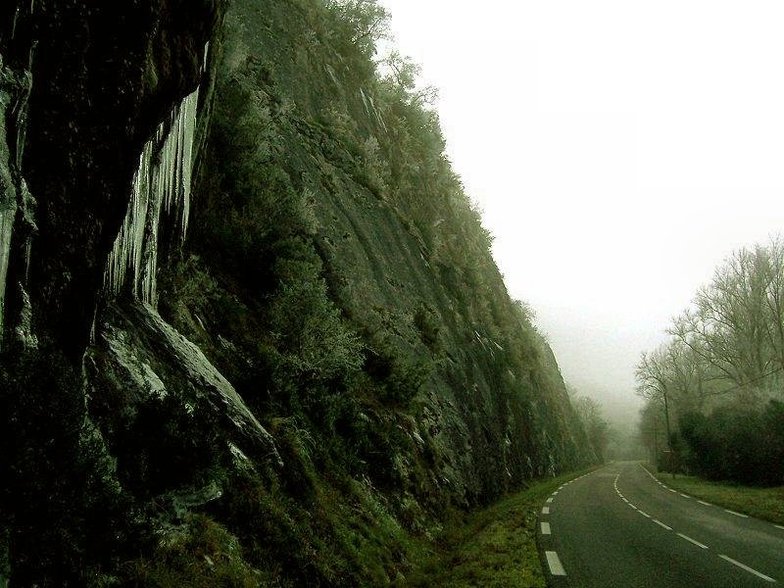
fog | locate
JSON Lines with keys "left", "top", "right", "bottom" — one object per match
{"left": 380, "top": 0, "right": 784, "bottom": 428}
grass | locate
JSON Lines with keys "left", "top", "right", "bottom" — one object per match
{"left": 404, "top": 467, "right": 598, "bottom": 587}
{"left": 653, "top": 470, "right": 784, "bottom": 525}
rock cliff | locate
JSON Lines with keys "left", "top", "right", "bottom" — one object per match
{"left": 0, "top": 0, "right": 596, "bottom": 585}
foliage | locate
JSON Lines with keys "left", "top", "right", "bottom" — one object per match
{"left": 570, "top": 393, "right": 610, "bottom": 462}
{"left": 637, "top": 238, "right": 784, "bottom": 483}
{"left": 678, "top": 401, "right": 784, "bottom": 485}
{"left": 123, "top": 515, "right": 261, "bottom": 587}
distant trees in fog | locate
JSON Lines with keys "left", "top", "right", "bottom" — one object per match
{"left": 636, "top": 238, "right": 784, "bottom": 485}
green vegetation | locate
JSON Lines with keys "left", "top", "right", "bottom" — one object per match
{"left": 408, "top": 468, "right": 596, "bottom": 588}
{"left": 654, "top": 473, "right": 784, "bottom": 526}
{"left": 637, "top": 239, "right": 784, "bottom": 485}
{"left": 151, "top": 0, "right": 600, "bottom": 581}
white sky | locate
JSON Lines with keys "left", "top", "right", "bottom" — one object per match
{"left": 379, "top": 0, "right": 784, "bottom": 423}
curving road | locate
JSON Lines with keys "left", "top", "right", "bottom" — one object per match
{"left": 538, "top": 462, "right": 784, "bottom": 587}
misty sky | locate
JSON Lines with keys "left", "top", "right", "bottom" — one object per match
{"left": 379, "top": 0, "right": 784, "bottom": 424}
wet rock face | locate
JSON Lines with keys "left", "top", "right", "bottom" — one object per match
{"left": 21, "top": 0, "right": 222, "bottom": 356}
{"left": 87, "top": 300, "right": 282, "bottom": 482}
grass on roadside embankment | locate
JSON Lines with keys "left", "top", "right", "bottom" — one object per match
{"left": 653, "top": 470, "right": 784, "bottom": 526}
{"left": 405, "top": 467, "right": 598, "bottom": 588}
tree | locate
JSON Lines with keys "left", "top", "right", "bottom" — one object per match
{"left": 567, "top": 390, "right": 610, "bottom": 463}
{"left": 668, "top": 241, "right": 784, "bottom": 401}
{"left": 325, "top": 0, "right": 389, "bottom": 58}
{"left": 635, "top": 346, "right": 674, "bottom": 454}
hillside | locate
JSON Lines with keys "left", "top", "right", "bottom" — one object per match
{"left": 0, "top": 0, "right": 595, "bottom": 585}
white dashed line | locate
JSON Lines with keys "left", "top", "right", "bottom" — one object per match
{"left": 546, "top": 497, "right": 554, "bottom": 504}
{"left": 718, "top": 554, "right": 776, "bottom": 583}
{"left": 552, "top": 491, "right": 559, "bottom": 496}
{"left": 541, "top": 522, "right": 551, "bottom": 535}
{"left": 638, "top": 511, "right": 651, "bottom": 519}
{"left": 679, "top": 493, "right": 690, "bottom": 498}
{"left": 545, "top": 551, "right": 567, "bottom": 576}
{"left": 669, "top": 489, "right": 677, "bottom": 493}
{"left": 698, "top": 500, "right": 712, "bottom": 506}
{"left": 775, "top": 525, "right": 784, "bottom": 531}
{"left": 622, "top": 497, "right": 629, "bottom": 503}
{"left": 677, "top": 533, "right": 708, "bottom": 549}
{"left": 542, "top": 506, "right": 550, "bottom": 515}
{"left": 653, "top": 519, "right": 672, "bottom": 531}
{"left": 724, "top": 509, "right": 749, "bottom": 519}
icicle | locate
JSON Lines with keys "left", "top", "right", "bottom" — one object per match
{"left": 0, "top": 205, "right": 14, "bottom": 339}
{"left": 103, "top": 84, "right": 200, "bottom": 306}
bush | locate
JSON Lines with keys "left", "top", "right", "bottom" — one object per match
{"left": 679, "top": 401, "right": 784, "bottom": 486}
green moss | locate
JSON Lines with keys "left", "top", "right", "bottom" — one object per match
{"left": 124, "top": 515, "right": 261, "bottom": 587}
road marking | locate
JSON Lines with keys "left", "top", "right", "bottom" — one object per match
{"left": 552, "top": 491, "right": 559, "bottom": 496}
{"left": 542, "top": 506, "right": 550, "bottom": 515}
{"left": 698, "top": 500, "right": 712, "bottom": 506}
{"left": 546, "top": 497, "right": 554, "bottom": 503}
{"left": 718, "top": 554, "right": 776, "bottom": 583}
{"left": 677, "top": 533, "right": 708, "bottom": 549}
{"left": 545, "top": 551, "right": 567, "bottom": 576}
{"left": 653, "top": 519, "right": 672, "bottom": 531}
{"left": 638, "top": 510, "right": 651, "bottom": 518}
{"left": 541, "top": 522, "right": 551, "bottom": 535}
{"left": 629, "top": 505, "right": 638, "bottom": 511}
{"left": 775, "top": 525, "right": 784, "bottom": 531}
{"left": 680, "top": 493, "right": 690, "bottom": 498}
{"left": 669, "top": 489, "right": 677, "bottom": 493}
{"left": 724, "top": 509, "right": 749, "bottom": 519}
{"left": 622, "top": 497, "right": 629, "bottom": 503}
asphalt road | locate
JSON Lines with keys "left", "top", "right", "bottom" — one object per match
{"left": 538, "top": 462, "right": 784, "bottom": 587}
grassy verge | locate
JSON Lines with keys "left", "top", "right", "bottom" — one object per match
{"left": 405, "top": 467, "right": 599, "bottom": 587}
{"left": 653, "top": 470, "right": 784, "bottom": 525}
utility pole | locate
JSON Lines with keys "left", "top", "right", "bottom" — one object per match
{"left": 662, "top": 389, "right": 674, "bottom": 477}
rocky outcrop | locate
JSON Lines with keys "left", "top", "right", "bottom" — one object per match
{"left": 87, "top": 301, "right": 282, "bottom": 471}
{"left": 0, "top": 0, "right": 594, "bottom": 584}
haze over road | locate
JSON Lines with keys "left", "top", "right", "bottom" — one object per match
{"left": 539, "top": 462, "right": 784, "bottom": 587}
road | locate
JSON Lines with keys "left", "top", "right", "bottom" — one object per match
{"left": 538, "top": 462, "right": 784, "bottom": 587}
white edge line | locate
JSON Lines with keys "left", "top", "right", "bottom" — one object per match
{"left": 725, "top": 509, "right": 749, "bottom": 519}
{"left": 653, "top": 519, "right": 672, "bottom": 531}
{"left": 541, "top": 522, "right": 551, "bottom": 535}
{"left": 677, "top": 533, "right": 708, "bottom": 549}
{"left": 718, "top": 554, "right": 776, "bottom": 583}
{"left": 545, "top": 551, "right": 567, "bottom": 576}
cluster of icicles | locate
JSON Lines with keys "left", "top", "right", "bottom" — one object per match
{"left": 103, "top": 86, "right": 199, "bottom": 305}
{"left": 0, "top": 205, "right": 12, "bottom": 332}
